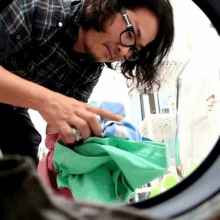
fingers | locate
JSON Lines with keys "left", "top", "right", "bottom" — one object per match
{"left": 58, "top": 123, "right": 76, "bottom": 144}
{"left": 41, "top": 95, "right": 123, "bottom": 145}
{"left": 59, "top": 116, "right": 94, "bottom": 144}
{"left": 69, "top": 115, "right": 92, "bottom": 140}
{"left": 75, "top": 110, "right": 101, "bottom": 137}
{"left": 85, "top": 105, "right": 123, "bottom": 121}
{"left": 58, "top": 111, "right": 102, "bottom": 144}
{"left": 70, "top": 104, "right": 122, "bottom": 140}
{"left": 46, "top": 123, "right": 59, "bottom": 135}
{"left": 57, "top": 132, "right": 73, "bottom": 146}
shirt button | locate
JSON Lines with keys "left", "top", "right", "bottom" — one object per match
{"left": 16, "top": 35, "right": 21, "bottom": 40}
{"left": 58, "top": 22, "right": 63, "bottom": 27}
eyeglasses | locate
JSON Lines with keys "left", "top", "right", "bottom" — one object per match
{"left": 120, "top": 6, "right": 139, "bottom": 61}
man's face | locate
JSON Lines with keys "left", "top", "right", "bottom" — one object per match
{"left": 77, "top": 7, "right": 159, "bottom": 63}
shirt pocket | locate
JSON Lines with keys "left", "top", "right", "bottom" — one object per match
{"left": 0, "top": 14, "right": 31, "bottom": 63}
{"left": 31, "top": 49, "right": 68, "bottom": 84}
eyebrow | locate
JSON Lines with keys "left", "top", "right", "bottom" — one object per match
{"left": 135, "top": 21, "right": 144, "bottom": 50}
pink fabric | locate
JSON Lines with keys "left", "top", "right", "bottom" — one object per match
{"left": 38, "top": 133, "right": 73, "bottom": 200}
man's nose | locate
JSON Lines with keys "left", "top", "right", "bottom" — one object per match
{"left": 116, "top": 43, "right": 131, "bottom": 56}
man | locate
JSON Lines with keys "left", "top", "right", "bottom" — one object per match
{"left": 0, "top": 0, "right": 174, "bottom": 165}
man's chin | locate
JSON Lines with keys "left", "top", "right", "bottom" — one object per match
{"left": 87, "top": 53, "right": 101, "bottom": 63}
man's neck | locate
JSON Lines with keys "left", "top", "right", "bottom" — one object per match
{"left": 74, "top": 26, "right": 85, "bottom": 52}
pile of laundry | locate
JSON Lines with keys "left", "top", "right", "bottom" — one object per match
{"left": 38, "top": 101, "right": 170, "bottom": 204}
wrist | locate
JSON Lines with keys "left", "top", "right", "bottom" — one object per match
{"left": 33, "top": 87, "right": 58, "bottom": 112}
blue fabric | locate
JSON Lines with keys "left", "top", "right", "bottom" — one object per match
{"left": 89, "top": 101, "right": 152, "bottom": 142}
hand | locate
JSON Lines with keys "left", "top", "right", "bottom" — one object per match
{"left": 38, "top": 92, "right": 122, "bottom": 144}
{"left": 46, "top": 123, "right": 59, "bottom": 135}
{"left": 46, "top": 124, "right": 77, "bottom": 146}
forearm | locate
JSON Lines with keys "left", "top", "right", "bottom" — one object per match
{"left": 0, "top": 66, "right": 122, "bottom": 144}
{"left": 0, "top": 65, "right": 53, "bottom": 111}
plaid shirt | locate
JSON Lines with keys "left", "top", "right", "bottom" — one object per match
{"left": 0, "top": 0, "right": 103, "bottom": 103}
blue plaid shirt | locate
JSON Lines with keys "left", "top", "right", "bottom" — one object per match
{"left": 0, "top": 0, "right": 103, "bottom": 102}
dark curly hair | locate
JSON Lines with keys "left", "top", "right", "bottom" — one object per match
{"left": 79, "top": 0, "right": 174, "bottom": 94}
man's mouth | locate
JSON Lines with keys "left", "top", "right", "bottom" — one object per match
{"left": 105, "top": 44, "right": 112, "bottom": 59}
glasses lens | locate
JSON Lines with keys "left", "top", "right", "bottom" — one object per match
{"left": 121, "top": 30, "right": 136, "bottom": 46}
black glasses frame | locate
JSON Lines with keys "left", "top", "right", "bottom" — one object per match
{"left": 120, "top": 6, "right": 139, "bottom": 61}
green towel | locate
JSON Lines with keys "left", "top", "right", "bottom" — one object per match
{"left": 53, "top": 136, "right": 169, "bottom": 204}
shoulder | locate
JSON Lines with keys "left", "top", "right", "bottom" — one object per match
{"left": 31, "top": 0, "right": 82, "bottom": 42}
{"left": 0, "top": 0, "right": 83, "bottom": 43}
